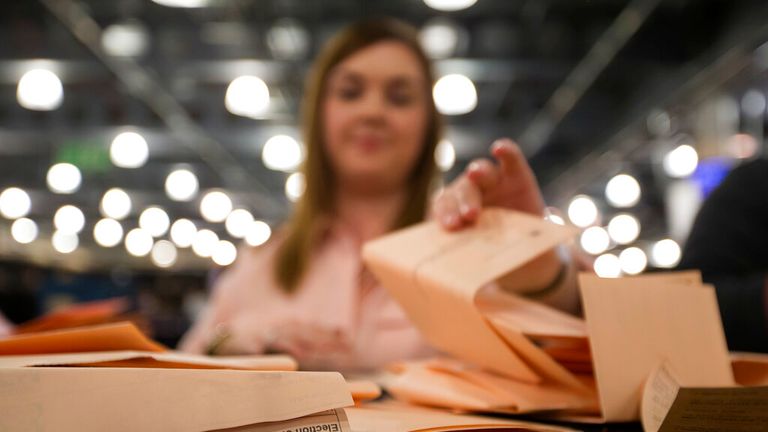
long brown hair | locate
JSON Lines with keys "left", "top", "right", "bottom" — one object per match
{"left": 274, "top": 17, "right": 443, "bottom": 292}
{"left": 275, "top": 18, "right": 443, "bottom": 292}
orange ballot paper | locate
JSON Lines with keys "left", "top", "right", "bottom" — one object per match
{"left": 578, "top": 273, "right": 733, "bottom": 422}
{"left": 363, "top": 208, "right": 739, "bottom": 421}
{"left": 363, "top": 208, "right": 579, "bottom": 384}
{"left": 363, "top": 208, "right": 596, "bottom": 414}
{"left": 0, "top": 321, "right": 357, "bottom": 431}
{"left": 0, "top": 367, "right": 353, "bottom": 432}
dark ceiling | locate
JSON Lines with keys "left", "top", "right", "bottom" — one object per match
{"left": 0, "top": 0, "right": 766, "bottom": 271}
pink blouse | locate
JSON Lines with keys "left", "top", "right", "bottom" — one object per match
{"left": 178, "top": 224, "right": 436, "bottom": 371}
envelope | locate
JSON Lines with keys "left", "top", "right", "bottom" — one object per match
{"left": 363, "top": 208, "right": 579, "bottom": 385}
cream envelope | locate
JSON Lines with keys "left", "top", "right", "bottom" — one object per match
{"left": 0, "top": 367, "right": 353, "bottom": 432}
{"left": 345, "top": 400, "right": 579, "bottom": 432}
{"left": 579, "top": 273, "right": 734, "bottom": 422}
{"left": 384, "top": 358, "right": 598, "bottom": 414}
{"left": 363, "top": 208, "right": 579, "bottom": 385}
{"left": 0, "top": 350, "right": 297, "bottom": 371}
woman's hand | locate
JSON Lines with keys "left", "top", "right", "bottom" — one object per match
{"left": 266, "top": 321, "right": 350, "bottom": 361}
{"left": 209, "top": 319, "right": 349, "bottom": 364}
{"left": 432, "top": 138, "right": 545, "bottom": 230}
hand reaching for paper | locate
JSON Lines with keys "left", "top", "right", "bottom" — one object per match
{"left": 432, "top": 139, "right": 578, "bottom": 310}
{"left": 432, "top": 138, "right": 546, "bottom": 231}
{"left": 211, "top": 319, "right": 350, "bottom": 367}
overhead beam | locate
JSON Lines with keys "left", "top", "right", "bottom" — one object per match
{"left": 518, "top": 0, "right": 661, "bottom": 155}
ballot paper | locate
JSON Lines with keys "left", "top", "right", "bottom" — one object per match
{"left": 363, "top": 208, "right": 737, "bottom": 422}
{"left": 0, "top": 350, "right": 297, "bottom": 371}
{"left": 344, "top": 400, "right": 579, "bottom": 432}
{"left": 0, "top": 321, "right": 166, "bottom": 355}
{"left": 363, "top": 208, "right": 580, "bottom": 385}
{"left": 212, "top": 409, "right": 351, "bottom": 432}
{"left": 0, "top": 322, "right": 361, "bottom": 431}
{"left": 0, "top": 367, "right": 354, "bottom": 432}
{"left": 641, "top": 361, "right": 768, "bottom": 432}
{"left": 579, "top": 273, "right": 734, "bottom": 422}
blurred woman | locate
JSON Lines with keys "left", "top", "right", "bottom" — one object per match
{"left": 179, "top": 18, "right": 576, "bottom": 371}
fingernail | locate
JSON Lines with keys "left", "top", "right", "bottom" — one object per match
{"left": 442, "top": 214, "right": 457, "bottom": 227}
{"left": 459, "top": 204, "right": 474, "bottom": 217}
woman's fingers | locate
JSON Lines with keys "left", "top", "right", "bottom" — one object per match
{"left": 432, "top": 188, "right": 462, "bottom": 229}
{"left": 492, "top": 139, "right": 539, "bottom": 190}
{"left": 466, "top": 159, "right": 500, "bottom": 193}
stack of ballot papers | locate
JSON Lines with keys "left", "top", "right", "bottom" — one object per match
{"left": 0, "top": 321, "right": 355, "bottom": 431}
{"left": 363, "top": 208, "right": 768, "bottom": 424}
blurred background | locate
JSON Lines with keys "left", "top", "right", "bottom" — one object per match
{"left": 1, "top": 0, "right": 766, "bottom": 346}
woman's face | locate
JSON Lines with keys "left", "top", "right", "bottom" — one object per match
{"left": 322, "top": 40, "right": 430, "bottom": 193}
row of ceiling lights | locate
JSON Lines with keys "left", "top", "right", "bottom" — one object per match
{"left": 17, "top": 67, "right": 479, "bottom": 117}
{"left": 148, "top": 0, "right": 478, "bottom": 12}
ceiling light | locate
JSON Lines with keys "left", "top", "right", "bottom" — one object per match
{"left": 139, "top": 207, "right": 170, "bottom": 238}
{"left": 741, "top": 89, "right": 766, "bottom": 118}
{"left": 93, "top": 218, "right": 124, "bottom": 248}
{"left": 125, "top": 228, "right": 154, "bottom": 257}
{"left": 52, "top": 231, "right": 78, "bottom": 254}
{"left": 663, "top": 145, "right": 698, "bottom": 178}
{"left": 225, "top": 209, "right": 254, "bottom": 239}
{"left": 0, "top": 187, "right": 31, "bottom": 219}
{"left": 151, "top": 240, "right": 178, "bottom": 268}
{"left": 420, "top": 18, "right": 461, "bottom": 59}
{"left": 651, "top": 239, "right": 681, "bottom": 268}
{"left": 605, "top": 174, "right": 641, "bottom": 208}
{"left": 423, "top": 0, "right": 478, "bottom": 12}
{"left": 165, "top": 168, "right": 199, "bottom": 201}
{"left": 619, "top": 247, "right": 647, "bottom": 275}
{"left": 200, "top": 190, "right": 232, "bottom": 223}
{"left": 607, "top": 214, "right": 641, "bottom": 245}
{"left": 567, "top": 195, "right": 599, "bottom": 228}
{"left": 285, "top": 172, "right": 305, "bottom": 203}
{"left": 245, "top": 220, "right": 271, "bottom": 247}
{"left": 593, "top": 253, "right": 621, "bottom": 278}
{"left": 433, "top": 74, "right": 477, "bottom": 115}
{"left": 151, "top": 0, "right": 209, "bottom": 7}
{"left": 101, "top": 20, "right": 150, "bottom": 57}
{"left": 192, "top": 229, "right": 218, "bottom": 258}
{"left": 435, "top": 139, "right": 456, "bottom": 172}
{"left": 212, "top": 240, "right": 237, "bottom": 266}
{"left": 53, "top": 205, "right": 85, "bottom": 234}
{"left": 580, "top": 226, "right": 610, "bottom": 255}
{"left": 47, "top": 163, "right": 82, "bottom": 194}
{"left": 262, "top": 135, "right": 303, "bottom": 172}
{"left": 11, "top": 218, "right": 37, "bottom": 244}
{"left": 17, "top": 69, "right": 63, "bottom": 111}
{"left": 267, "top": 19, "right": 310, "bottom": 60}
{"left": 110, "top": 132, "right": 149, "bottom": 169}
{"left": 100, "top": 188, "right": 132, "bottom": 220}
{"left": 225, "top": 76, "right": 270, "bottom": 119}
{"left": 170, "top": 219, "right": 197, "bottom": 248}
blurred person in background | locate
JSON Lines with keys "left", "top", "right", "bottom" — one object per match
{"left": 179, "top": 18, "right": 578, "bottom": 371}
{"left": 678, "top": 157, "right": 768, "bottom": 353}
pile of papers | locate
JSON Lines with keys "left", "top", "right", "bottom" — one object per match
{"left": 0, "top": 322, "right": 354, "bottom": 431}
{"left": 363, "top": 208, "right": 767, "bottom": 425}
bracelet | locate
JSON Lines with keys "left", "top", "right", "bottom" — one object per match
{"left": 523, "top": 261, "right": 568, "bottom": 299}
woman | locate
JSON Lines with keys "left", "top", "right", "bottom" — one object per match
{"left": 179, "top": 18, "right": 577, "bottom": 371}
